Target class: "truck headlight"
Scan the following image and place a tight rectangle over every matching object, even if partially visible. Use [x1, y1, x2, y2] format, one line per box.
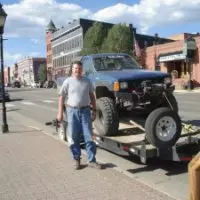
[120, 82, 128, 89]
[164, 77, 171, 84]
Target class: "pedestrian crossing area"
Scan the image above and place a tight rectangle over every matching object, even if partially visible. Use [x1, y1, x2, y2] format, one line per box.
[5, 99, 57, 108]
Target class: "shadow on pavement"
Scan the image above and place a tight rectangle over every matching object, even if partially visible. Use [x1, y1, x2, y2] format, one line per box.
[9, 98, 24, 102]
[80, 164, 88, 170]
[126, 158, 187, 176]
[103, 163, 117, 169]
[6, 108, 21, 112]
[8, 130, 42, 134]
[98, 147, 188, 176]
[182, 119, 200, 126]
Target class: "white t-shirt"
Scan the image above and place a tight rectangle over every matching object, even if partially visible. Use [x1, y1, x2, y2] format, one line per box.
[59, 76, 94, 107]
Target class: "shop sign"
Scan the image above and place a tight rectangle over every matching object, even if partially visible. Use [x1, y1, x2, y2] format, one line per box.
[183, 37, 197, 56]
[159, 53, 186, 62]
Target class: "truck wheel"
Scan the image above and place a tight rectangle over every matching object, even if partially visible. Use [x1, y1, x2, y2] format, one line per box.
[145, 107, 182, 148]
[163, 94, 178, 113]
[94, 97, 119, 136]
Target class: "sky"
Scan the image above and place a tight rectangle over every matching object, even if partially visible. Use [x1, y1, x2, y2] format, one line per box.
[2, 0, 200, 66]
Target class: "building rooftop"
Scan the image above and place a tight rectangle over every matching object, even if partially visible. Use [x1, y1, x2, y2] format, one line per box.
[46, 19, 57, 33]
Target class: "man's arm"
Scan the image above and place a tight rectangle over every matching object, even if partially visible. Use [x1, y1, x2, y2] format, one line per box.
[89, 92, 96, 110]
[57, 95, 65, 121]
[57, 80, 68, 121]
[88, 79, 96, 110]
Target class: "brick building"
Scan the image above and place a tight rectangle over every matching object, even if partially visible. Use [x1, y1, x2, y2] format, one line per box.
[16, 57, 46, 86]
[46, 20, 57, 81]
[10, 63, 19, 83]
[144, 33, 200, 89]
[45, 18, 172, 81]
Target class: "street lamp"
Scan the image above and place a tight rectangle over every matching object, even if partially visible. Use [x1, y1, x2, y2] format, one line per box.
[0, 3, 8, 133]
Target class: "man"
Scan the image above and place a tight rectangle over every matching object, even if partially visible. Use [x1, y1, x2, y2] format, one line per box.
[57, 61, 102, 170]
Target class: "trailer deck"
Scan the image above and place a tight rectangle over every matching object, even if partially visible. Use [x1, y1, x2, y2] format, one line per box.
[92, 118, 200, 164]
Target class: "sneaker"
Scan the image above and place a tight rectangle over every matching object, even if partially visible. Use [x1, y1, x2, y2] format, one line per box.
[88, 161, 103, 169]
[74, 159, 81, 170]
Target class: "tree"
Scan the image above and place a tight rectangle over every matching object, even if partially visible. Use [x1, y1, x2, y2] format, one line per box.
[38, 64, 46, 83]
[81, 22, 109, 55]
[101, 23, 133, 55]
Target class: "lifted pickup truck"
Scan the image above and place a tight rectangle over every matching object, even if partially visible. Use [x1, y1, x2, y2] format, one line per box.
[80, 53, 180, 148]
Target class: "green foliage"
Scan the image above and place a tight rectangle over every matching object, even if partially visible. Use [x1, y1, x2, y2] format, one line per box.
[38, 64, 46, 83]
[101, 23, 133, 55]
[81, 22, 109, 55]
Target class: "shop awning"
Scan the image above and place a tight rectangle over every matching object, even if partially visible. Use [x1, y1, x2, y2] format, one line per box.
[158, 51, 186, 62]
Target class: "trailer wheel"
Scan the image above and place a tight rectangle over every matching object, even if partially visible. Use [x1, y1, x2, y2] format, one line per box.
[145, 107, 182, 148]
[94, 97, 119, 136]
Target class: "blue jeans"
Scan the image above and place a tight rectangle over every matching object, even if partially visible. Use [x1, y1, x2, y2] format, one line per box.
[66, 107, 96, 162]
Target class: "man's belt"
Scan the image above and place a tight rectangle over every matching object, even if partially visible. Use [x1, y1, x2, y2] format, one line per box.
[66, 104, 90, 109]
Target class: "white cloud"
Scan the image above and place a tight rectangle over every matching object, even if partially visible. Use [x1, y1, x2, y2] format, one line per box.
[4, 51, 42, 66]
[3, 0, 200, 65]
[29, 52, 41, 57]
[4, 0, 91, 38]
[4, 52, 23, 65]
[4, 0, 200, 37]
[30, 38, 40, 45]
[90, 0, 200, 33]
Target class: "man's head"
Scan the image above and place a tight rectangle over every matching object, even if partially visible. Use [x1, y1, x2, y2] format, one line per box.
[72, 61, 83, 78]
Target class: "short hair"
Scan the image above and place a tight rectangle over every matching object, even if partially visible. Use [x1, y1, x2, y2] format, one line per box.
[73, 60, 83, 66]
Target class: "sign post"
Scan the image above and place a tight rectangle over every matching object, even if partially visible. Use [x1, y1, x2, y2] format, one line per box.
[183, 37, 197, 90]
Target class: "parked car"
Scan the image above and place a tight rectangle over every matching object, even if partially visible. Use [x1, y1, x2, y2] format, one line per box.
[43, 80, 57, 88]
[30, 82, 42, 88]
[11, 81, 21, 88]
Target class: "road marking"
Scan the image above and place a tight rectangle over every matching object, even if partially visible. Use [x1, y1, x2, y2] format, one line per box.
[42, 100, 55, 103]
[6, 103, 15, 107]
[175, 90, 200, 93]
[21, 101, 36, 105]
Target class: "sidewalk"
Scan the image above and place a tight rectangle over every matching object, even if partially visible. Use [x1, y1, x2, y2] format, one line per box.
[0, 117, 175, 200]
[175, 87, 200, 93]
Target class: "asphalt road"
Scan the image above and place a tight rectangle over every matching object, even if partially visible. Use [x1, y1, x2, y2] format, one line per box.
[2, 88, 200, 200]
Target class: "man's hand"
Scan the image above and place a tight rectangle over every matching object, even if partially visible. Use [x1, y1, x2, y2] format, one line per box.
[57, 113, 63, 122]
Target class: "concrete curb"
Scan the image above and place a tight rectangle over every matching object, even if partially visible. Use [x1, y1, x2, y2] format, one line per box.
[175, 89, 200, 93]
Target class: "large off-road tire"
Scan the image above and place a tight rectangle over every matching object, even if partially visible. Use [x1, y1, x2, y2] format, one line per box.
[145, 107, 182, 148]
[94, 97, 119, 136]
[162, 93, 178, 113]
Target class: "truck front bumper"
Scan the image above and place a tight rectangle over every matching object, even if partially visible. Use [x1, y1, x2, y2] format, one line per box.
[115, 84, 175, 107]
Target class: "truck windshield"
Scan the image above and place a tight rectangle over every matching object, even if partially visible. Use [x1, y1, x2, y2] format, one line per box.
[93, 55, 140, 71]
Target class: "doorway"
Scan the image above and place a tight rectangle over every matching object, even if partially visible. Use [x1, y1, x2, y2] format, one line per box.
[167, 61, 183, 78]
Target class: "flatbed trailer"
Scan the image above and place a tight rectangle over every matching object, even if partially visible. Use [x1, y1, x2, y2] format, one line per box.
[92, 118, 200, 164]
[46, 117, 200, 164]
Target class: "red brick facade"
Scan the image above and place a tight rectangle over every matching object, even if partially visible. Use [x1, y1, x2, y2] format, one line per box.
[46, 31, 53, 81]
[144, 35, 200, 89]
[4, 67, 10, 86]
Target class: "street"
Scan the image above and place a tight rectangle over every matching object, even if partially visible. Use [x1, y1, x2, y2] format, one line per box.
[2, 88, 200, 200]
